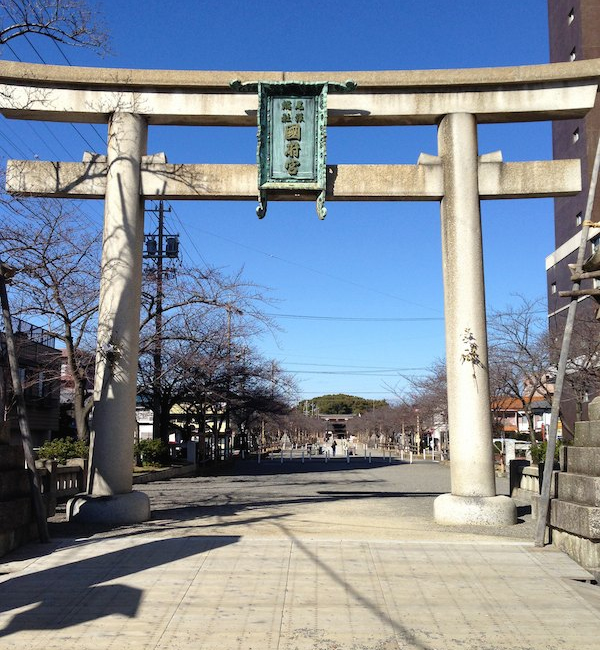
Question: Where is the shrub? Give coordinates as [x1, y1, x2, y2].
[134, 438, 170, 467]
[37, 437, 89, 464]
[530, 440, 562, 465]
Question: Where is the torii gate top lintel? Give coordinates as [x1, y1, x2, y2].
[1, 57, 600, 90]
[0, 58, 599, 126]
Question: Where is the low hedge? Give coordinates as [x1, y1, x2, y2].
[37, 437, 89, 465]
[134, 438, 170, 467]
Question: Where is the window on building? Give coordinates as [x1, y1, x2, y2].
[573, 128, 580, 143]
[592, 236, 600, 254]
[576, 212, 583, 226]
[551, 282, 557, 294]
[594, 278, 600, 290]
[568, 8, 575, 25]
[570, 47, 577, 61]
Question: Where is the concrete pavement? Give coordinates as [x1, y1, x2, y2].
[0, 457, 598, 649]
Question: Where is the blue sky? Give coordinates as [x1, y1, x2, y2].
[0, 0, 554, 401]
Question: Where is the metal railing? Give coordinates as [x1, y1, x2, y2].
[1, 316, 56, 348]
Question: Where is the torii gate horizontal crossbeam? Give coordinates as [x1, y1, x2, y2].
[6, 159, 581, 201]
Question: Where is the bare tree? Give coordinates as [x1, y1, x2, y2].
[138, 263, 282, 447]
[0, 197, 100, 441]
[383, 359, 448, 447]
[488, 296, 554, 444]
[405, 359, 447, 425]
[554, 314, 600, 427]
[0, 0, 108, 53]
[226, 355, 295, 446]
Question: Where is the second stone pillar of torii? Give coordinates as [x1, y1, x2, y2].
[68, 112, 151, 523]
[434, 112, 516, 526]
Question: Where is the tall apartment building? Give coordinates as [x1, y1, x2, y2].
[546, 0, 600, 430]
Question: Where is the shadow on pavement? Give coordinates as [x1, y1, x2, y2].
[316, 490, 444, 498]
[0, 535, 239, 639]
[148, 488, 445, 523]
[207, 457, 415, 477]
[274, 521, 433, 650]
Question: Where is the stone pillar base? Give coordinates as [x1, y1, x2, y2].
[434, 493, 517, 526]
[67, 491, 150, 525]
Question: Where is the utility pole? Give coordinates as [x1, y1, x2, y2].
[224, 303, 243, 458]
[225, 303, 232, 441]
[153, 202, 165, 443]
[144, 201, 178, 443]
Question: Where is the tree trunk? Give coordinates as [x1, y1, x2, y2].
[560, 411, 575, 441]
[0, 366, 9, 443]
[575, 392, 584, 423]
[159, 396, 171, 447]
[525, 409, 536, 445]
[64, 333, 91, 443]
[72, 378, 91, 442]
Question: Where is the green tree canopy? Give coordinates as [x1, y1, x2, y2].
[302, 394, 387, 415]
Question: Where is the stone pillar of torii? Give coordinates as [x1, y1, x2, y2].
[1, 60, 597, 526]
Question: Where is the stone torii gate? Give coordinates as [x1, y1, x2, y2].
[1, 59, 598, 526]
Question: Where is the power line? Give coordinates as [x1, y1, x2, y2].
[12, 27, 107, 153]
[38, 122, 76, 158]
[283, 362, 428, 371]
[169, 204, 210, 267]
[1, 122, 37, 157]
[0, 130, 28, 158]
[5, 41, 22, 61]
[288, 369, 425, 376]
[48, 39, 106, 147]
[183, 223, 443, 314]
[267, 313, 443, 322]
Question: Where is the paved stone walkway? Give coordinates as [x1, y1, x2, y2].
[0, 458, 599, 649]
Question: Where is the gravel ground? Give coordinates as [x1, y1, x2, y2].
[49, 457, 535, 543]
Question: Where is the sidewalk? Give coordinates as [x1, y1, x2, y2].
[0, 459, 598, 649]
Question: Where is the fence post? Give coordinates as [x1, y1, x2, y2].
[49, 460, 58, 517]
[81, 457, 89, 493]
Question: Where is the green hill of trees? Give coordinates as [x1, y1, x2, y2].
[300, 394, 388, 415]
